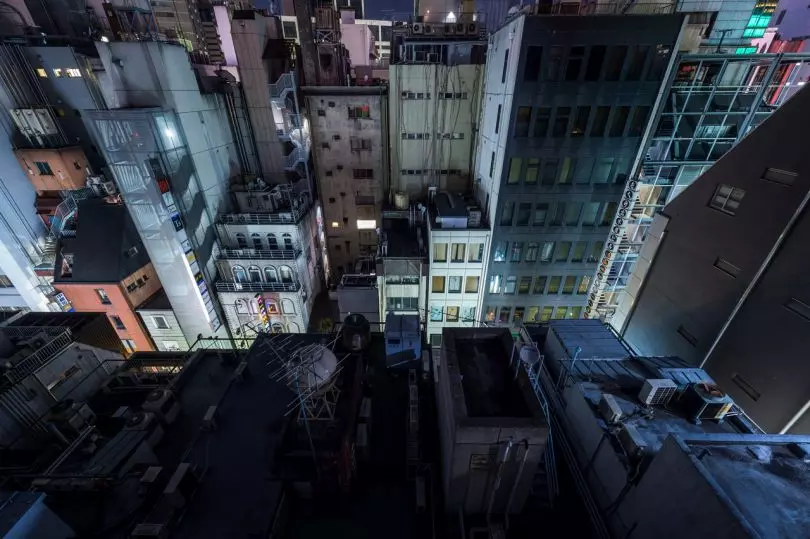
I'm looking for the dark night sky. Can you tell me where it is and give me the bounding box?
[364,0,413,19]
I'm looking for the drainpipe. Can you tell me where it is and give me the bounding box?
[485,438,514,528]
[700,185,810,369]
[504,439,530,531]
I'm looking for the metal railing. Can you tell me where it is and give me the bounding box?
[218,248,301,260]
[4,329,74,384]
[215,281,301,293]
[528,1,675,16]
[270,72,296,99]
[218,208,310,225]
[283,147,308,170]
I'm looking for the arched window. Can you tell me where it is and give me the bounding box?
[236,233,247,249]
[251,233,262,250]
[271,322,284,334]
[282,233,293,250]
[248,266,262,283]
[232,265,247,283]
[267,233,278,250]
[264,266,278,283]
[288,321,300,333]
[234,299,249,314]
[279,265,294,284]
[282,298,296,314]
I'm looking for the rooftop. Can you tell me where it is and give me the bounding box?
[428,191,487,231]
[53,199,149,284]
[379,215,425,259]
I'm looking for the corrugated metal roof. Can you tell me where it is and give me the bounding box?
[549,320,630,361]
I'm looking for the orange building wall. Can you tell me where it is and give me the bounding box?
[15,146,90,193]
[56,282,155,353]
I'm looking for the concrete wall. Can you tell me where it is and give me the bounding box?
[14,147,91,193]
[136,309,188,351]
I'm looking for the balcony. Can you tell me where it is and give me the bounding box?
[219,248,301,261]
[218,208,310,226]
[3,328,73,384]
[215,281,301,293]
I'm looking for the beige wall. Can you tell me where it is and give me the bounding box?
[15,146,90,192]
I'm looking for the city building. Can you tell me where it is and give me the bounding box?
[376,210,428,324]
[135,291,190,352]
[518,319,810,538]
[53,199,163,353]
[280,16,393,61]
[214,176,322,338]
[476,12,683,327]
[306,86,388,278]
[615,85,810,434]
[337,274,380,329]
[426,191,489,342]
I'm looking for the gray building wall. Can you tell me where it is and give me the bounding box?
[136,309,189,351]
[476,14,684,326]
[622,85,810,433]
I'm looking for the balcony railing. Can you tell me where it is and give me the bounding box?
[215,281,301,293]
[219,248,301,260]
[4,329,74,384]
[218,209,310,226]
[270,72,296,100]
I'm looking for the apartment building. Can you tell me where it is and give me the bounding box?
[306,88,387,279]
[426,191,489,343]
[476,13,683,327]
[377,212,428,324]
[619,85,810,434]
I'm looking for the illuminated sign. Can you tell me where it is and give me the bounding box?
[256,295,269,330]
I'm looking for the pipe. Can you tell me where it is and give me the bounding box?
[485,438,514,527]
[780,398,810,434]
[504,439,530,531]
[700,182,810,368]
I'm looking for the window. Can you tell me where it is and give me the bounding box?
[625,46,649,80]
[526,307,540,322]
[348,105,370,119]
[540,242,554,263]
[714,258,741,278]
[451,243,466,262]
[264,266,279,282]
[513,307,525,323]
[485,306,497,322]
[279,265,294,284]
[533,108,551,138]
[571,107,589,137]
[533,203,549,226]
[559,158,576,184]
[448,276,462,293]
[353,168,373,179]
[565,46,585,81]
[495,105,502,134]
[541,159,558,186]
[498,307,511,323]
[551,203,565,226]
[232,265,248,283]
[431,275,446,293]
[540,307,554,322]
[53,68,63,77]
[493,241,507,262]
[510,242,523,262]
[317,109,326,117]
[96,289,111,305]
[553,107,571,137]
[468,243,484,262]
[568,306,582,319]
[500,202,514,226]
[433,243,447,262]
[784,298,810,322]
[488,275,502,294]
[571,242,586,262]
[504,276,517,294]
[578,275,591,294]
[524,46,543,81]
[677,325,698,346]
[593,158,614,184]
[34,161,54,175]
[66,68,82,78]
[609,106,630,137]
[516,203,531,226]
[565,202,583,225]
[251,233,262,250]
[152,316,169,329]
[387,297,420,310]
[710,184,745,215]
[36,67,47,77]
[590,106,610,137]
[605,46,627,80]
[762,168,797,186]
[111,315,126,330]
[430,304,443,321]
[547,276,562,294]
[584,45,606,81]
[526,159,540,184]
[446,306,460,322]
[507,158,522,184]
[562,276,576,294]
[582,202,600,226]
[357,219,376,229]
[465,276,479,293]
[553,307,568,320]
[518,276,532,294]
[601,202,618,226]
[731,373,761,402]
[556,242,571,262]
[0,274,11,287]
[546,46,564,81]
[501,48,509,83]
[489,151,496,178]
[515,107,531,138]
[248,266,262,282]
[533,276,547,294]
[525,242,538,262]
[628,106,651,137]
[588,242,604,263]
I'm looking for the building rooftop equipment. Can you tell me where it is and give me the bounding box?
[378,214,426,259]
[428,191,487,230]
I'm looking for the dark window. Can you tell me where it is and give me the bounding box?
[545,46,564,81]
[591,106,610,137]
[73,161,82,170]
[489,151,496,177]
[501,48,509,83]
[34,161,53,175]
[500,202,514,226]
[348,105,370,119]
[584,45,606,81]
[524,46,543,81]
[352,168,373,179]
[325,171,333,177]
[647,44,672,81]
[111,315,126,330]
[515,107,531,137]
[552,107,571,137]
[541,159,558,186]
[96,288,111,305]
[495,105,502,134]
[714,258,741,278]
[571,106,590,137]
[565,46,585,81]
[762,167,797,186]
[605,46,627,81]
[0,274,12,287]
[609,106,630,137]
[516,203,531,226]
[317,109,325,117]
[332,134,341,140]
[533,107,551,138]
[677,324,697,346]
[628,106,651,137]
[731,373,761,401]
[625,45,650,81]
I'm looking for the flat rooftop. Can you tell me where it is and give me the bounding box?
[380,215,425,259]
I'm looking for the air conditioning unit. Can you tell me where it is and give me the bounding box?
[466,22,480,36]
[682,382,734,424]
[618,424,647,460]
[142,388,181,424]
[131,523,167,538]
[423,23,435,35]
[125,411,164,447]
[444,23,455,35]
[454,23,465,34]
[412,23,424,35]
[599,393,623,424]
[638,378,677,407]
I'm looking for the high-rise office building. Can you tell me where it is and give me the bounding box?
[476,12,683,327]
[617,85,810,434]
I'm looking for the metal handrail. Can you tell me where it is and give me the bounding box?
[215,281,301,293]
[218,248,301,260]
[5,330,74,384]
[270,72,295,99]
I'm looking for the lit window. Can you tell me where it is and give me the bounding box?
[53,68,63,77]
[36,68,47,78]
[357,219,376,229]
[710,184,745,215]
[331,221,340,228]
[66,68,82,78]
